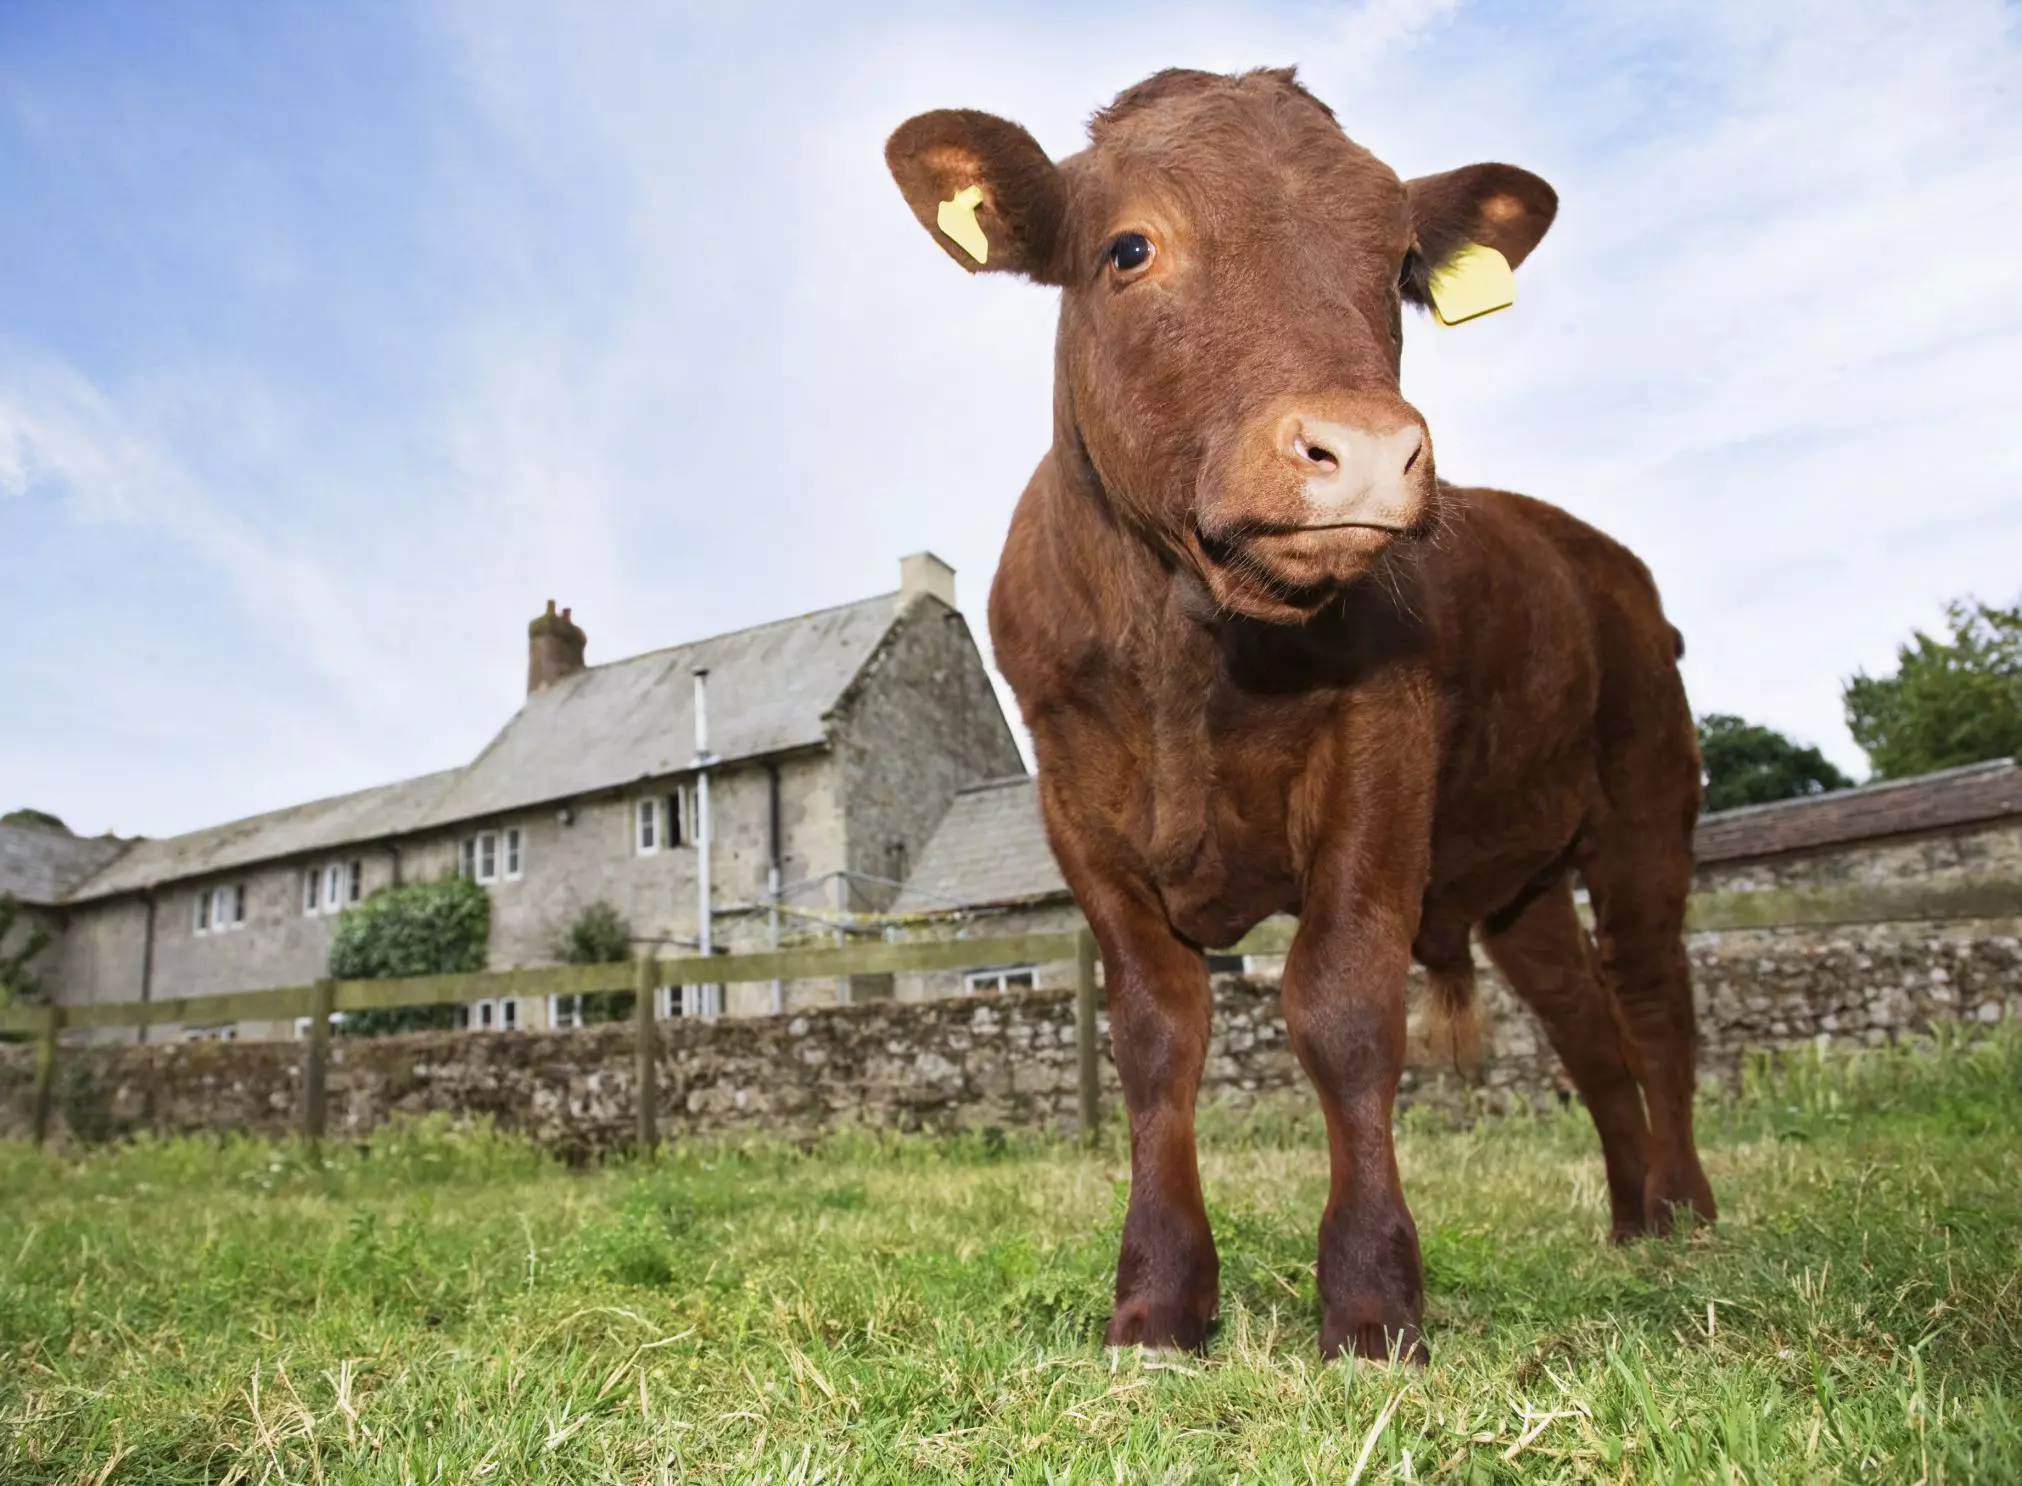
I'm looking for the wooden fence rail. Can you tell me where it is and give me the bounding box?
[6,874,2019,1149]
[5,926,1108,1150]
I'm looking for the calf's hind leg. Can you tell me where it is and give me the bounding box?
[1578,831,1717,1231]
[1481,879,1654,1240]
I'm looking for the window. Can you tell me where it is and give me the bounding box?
[666,784,698,848]
[183,1024,237,1041]
[638,789,696,855]
[303,860,363,915]
[459,831,504,884]
[965,966,1037,996]
[656,984,720,1019]
[504,827,523,881]
[458,997,518,1032]
[548,993,584,1031]
[293,1012,345,1039]
[196,884,247,935]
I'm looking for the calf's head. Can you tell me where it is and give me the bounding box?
[887,68,1556,622]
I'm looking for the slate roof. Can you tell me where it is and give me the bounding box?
[1693,757,2022,864]
[893,759,2022,917]
[0,821,131,906]
[62,594,910,903]
[413,594,902,830]
[69,770,464,902]
[890,775,1059,913]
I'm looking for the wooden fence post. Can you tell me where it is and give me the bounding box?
[30,1003,63,1147]
[1075,928,1101,1147]
[301,977,336,1151]
[634,954,658,1156]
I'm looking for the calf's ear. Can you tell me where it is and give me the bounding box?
[1401,163,1558,310]
[886,109,1068,284]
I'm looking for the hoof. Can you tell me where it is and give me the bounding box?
[1320,1309,1427,1366]
[1641,1178,1718,1238]
[1104,1295,1215,1353]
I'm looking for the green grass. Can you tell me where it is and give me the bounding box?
[3,1033,2019,1483]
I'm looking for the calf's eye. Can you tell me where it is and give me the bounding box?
[1107,233,1154,273]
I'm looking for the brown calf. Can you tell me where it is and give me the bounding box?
[887,67,1715,1364]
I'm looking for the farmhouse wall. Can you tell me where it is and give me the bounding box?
[7,927,2014,1151]
[43,750,858,1033]
[832,596,1025,914]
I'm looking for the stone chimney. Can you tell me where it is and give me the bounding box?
[527,600,587,695]
[899,551,956,609]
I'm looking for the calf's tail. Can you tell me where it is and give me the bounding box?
[1413,927,1484,1074]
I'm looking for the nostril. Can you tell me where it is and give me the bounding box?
[1295,434,1339,472]
[1402,442,1421,475]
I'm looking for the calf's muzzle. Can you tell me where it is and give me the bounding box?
[1282,413,1426,533]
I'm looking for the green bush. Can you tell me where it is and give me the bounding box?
[329,875,491,1036]
[552,901,637,1026]
[555,901,633,965]
[0,894,53,1010]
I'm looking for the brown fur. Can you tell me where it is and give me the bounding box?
[887,66,1716,1364]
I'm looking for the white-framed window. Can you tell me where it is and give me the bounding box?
[965,966,1037,996]
[183,1024,238,1041]
[196,884,247,935]
[460,831,509,885]
[548,993,585,1031]
[302,860,363,916]
[637,788,696,855]
[656,983,720,1019]
[458,997,518,1032]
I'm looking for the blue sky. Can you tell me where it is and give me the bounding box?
[5,0,2020,839]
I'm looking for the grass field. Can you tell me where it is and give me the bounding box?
[3,1034,2019,1484]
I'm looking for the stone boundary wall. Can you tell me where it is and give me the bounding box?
[3,928,2017,1153]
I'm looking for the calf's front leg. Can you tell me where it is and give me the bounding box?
[1049,845,1219,1351]
[1096,902,1219,1350]
[1285,881,1427,1363]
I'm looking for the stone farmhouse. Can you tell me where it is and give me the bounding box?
[3,554,1022,1037]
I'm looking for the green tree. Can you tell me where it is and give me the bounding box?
[1844,599,2022,780]
[329,875,491,1036]
[0,894,54,1010]
[1697,714,1854,812]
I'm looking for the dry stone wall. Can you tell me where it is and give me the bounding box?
[4,928,2017,1152]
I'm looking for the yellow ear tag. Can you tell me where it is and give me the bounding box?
[1427,243,1515,326]
[936,184,989,265]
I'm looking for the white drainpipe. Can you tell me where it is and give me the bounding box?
[693,667,716,1016]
